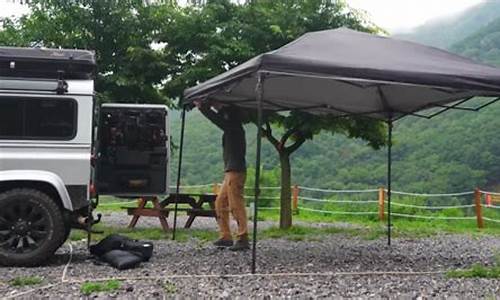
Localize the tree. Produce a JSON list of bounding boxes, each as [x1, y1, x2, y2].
[[0, 0, 172, 104], [261, 112, 386, 228], [159, 0, 386, 228], [0, 0, 388, 228]]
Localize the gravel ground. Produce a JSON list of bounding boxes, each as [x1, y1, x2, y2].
[[1, 212, 499, 299]]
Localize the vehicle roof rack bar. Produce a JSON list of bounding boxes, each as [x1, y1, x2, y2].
[[0, 77, 65, 93], [56, 70, 68, 95]]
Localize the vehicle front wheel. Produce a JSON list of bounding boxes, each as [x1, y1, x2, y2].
[[0, 188, 66, 266]]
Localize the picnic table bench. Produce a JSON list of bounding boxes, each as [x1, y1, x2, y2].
[[123, 193, 217, 231]]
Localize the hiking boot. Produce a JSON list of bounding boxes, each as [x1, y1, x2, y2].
[[229, 239, 250, 251], [213, 239, 233, 247]]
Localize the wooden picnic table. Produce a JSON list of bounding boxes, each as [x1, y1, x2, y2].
[[123, 193, 217, 231]]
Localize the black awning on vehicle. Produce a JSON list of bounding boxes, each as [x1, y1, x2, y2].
[[0, 47, 96, 80]]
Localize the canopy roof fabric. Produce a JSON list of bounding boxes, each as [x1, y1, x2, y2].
[[184, 28, 500, 121]]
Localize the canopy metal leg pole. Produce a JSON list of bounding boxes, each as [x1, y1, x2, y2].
[[387, 120, 393, 246], [252, 72, 264, 274], [172, 105, 187, 240]]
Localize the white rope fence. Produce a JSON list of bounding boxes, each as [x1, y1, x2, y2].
[[479, 190, 500, 196], [245, 196, 281, 200], [168, 184, 214, 189], [389, 190, 474, 197], [485, 205, 500, 209], [390, 202, 475, 210], [95, 184, 500, 226], [390, 213, 476, 220], [300, 196, 378, 204], [483, 217, 500, 223], [297, 187, 376, 218], [295, 186, 500, 226], [300, 207, 378, 215], [299, 186, 378, 193]]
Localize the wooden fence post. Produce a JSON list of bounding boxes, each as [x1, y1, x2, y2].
[[378, 187, 385, 221], [474, 188, 484, 229], [292, 185, 299, 215]]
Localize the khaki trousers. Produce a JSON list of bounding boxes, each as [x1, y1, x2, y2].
[[215, 171, 248, 240]]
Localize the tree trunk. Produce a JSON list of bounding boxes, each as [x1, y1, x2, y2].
[[279, 152, 292, 229]]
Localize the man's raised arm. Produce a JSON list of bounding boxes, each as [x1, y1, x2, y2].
[[195, 101, 229, 130]]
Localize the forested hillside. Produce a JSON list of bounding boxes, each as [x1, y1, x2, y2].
[[172, 103, 500, 193], [173, 3, 500, 193], [452, 16, 500, 66], [396, 1, 500, 49]]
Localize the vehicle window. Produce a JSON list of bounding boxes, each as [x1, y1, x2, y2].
[[0, 97, 77, 140], [0, 99, 23, 137]]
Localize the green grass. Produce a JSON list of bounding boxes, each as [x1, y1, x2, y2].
[[71, 200, 499, 245], [70, 225, 170, 242], [95, 196, 208, 212], [69, 208, 499, 244], [447, 264, 500, 279], [447, 253, 500, 279], [9, 276, 43, 287], [70, 223, 381, 244], [258, 209, 500, 237], [94, 196, 157, 212], [163, 281, 177, 294], [70, 224, 218, 243], [80, 280, 121, 295]]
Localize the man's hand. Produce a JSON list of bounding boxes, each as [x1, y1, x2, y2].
[[211, 101, 223, 110], [193, 100, 202, 109]]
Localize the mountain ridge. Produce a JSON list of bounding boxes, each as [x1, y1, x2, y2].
[[395, 1, 500, 49]]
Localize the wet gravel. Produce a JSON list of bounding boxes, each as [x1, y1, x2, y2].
[[1, 212, 499, 299]]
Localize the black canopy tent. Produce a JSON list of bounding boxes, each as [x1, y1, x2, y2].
[[176, 28, 500, 273]]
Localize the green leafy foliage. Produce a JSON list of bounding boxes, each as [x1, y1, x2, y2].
[[156, 0, 386, 228], [0, 0, 172, 104], [158, 0, 379, 100]]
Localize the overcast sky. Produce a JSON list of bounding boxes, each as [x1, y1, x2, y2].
[[0, 0, 485, 33], [348, 0, 483, 33]]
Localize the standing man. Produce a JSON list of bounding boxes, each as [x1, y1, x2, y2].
[[194, 100, 249, 251]]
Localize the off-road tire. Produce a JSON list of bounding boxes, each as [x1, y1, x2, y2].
[[0, 188, 66, 266], [55, 222, 72, 250]]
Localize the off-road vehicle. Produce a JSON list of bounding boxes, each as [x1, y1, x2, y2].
[[0, 47, 170, 266]]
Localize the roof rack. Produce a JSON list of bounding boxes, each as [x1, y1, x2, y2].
[[0, 47, 96, 80], [0, 76, 68, 95]]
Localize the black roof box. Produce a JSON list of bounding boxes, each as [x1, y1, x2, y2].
[[0, 47, 96, 79]]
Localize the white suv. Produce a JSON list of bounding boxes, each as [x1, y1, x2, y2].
[[0, 47, 169, 266]]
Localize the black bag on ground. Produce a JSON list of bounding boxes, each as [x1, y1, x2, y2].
[[101, 250, 143, 270], [90, 234, 130, 257], [90, 234, 154, 261], [123, 240, 154, 262], [89, 234, 154, 270]]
